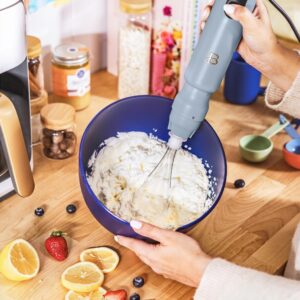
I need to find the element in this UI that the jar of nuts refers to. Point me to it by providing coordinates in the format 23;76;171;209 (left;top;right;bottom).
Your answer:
40;103;76;160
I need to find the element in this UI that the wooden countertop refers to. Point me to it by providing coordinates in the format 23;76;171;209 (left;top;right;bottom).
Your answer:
1;70;300;300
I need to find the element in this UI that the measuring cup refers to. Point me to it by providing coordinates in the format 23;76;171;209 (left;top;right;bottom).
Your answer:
240;119;290;163
281;115;300;169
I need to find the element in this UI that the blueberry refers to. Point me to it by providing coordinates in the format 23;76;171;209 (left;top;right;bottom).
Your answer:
234;179;245;189
34;207;44;217
66;204;77;214
133;276;145;288
130;293;140;300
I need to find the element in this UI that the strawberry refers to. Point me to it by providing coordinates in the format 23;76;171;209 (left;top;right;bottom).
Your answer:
44;231;68;261
104;289;127;300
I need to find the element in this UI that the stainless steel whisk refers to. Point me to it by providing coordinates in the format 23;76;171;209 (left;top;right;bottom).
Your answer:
132;134;184;203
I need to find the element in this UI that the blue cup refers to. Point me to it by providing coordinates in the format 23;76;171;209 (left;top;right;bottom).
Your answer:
224;52;266;105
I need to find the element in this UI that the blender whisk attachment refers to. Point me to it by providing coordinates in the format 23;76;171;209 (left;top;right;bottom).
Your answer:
131;133;184;209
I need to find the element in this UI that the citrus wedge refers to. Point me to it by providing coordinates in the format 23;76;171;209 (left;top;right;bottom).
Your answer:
80;247;119;273
61;262;104;293
0;239;40;281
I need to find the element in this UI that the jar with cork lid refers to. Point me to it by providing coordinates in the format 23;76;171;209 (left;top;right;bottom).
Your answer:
51;43;91;111
40;103;77;160
118;0;152;98
27;35;48;144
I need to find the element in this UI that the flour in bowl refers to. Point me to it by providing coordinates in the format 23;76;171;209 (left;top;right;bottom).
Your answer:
87;132;211;229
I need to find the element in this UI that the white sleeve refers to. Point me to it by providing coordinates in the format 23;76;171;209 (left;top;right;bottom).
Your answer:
194;258;300;300
285;224;300;280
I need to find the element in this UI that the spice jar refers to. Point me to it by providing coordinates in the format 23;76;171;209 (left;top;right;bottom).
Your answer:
51;43;91;111
27;35;48;144
118;0;152;98
40;103;77;160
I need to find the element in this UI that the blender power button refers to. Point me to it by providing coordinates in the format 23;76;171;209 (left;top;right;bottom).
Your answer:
207;53;219;65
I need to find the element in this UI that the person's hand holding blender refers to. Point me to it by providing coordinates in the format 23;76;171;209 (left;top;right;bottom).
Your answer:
201;0;300;92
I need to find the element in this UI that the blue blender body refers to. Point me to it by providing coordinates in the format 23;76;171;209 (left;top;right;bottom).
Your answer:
168;0;256;147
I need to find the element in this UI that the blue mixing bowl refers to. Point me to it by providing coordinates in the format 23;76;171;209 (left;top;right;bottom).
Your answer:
79;95;227;239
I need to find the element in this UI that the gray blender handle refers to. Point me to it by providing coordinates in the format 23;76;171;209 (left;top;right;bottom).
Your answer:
168;0;256;140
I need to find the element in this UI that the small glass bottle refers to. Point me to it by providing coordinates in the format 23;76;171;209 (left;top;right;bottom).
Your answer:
27;35;48;144
40;103;77;160
52;43;91;111
118;0;152;98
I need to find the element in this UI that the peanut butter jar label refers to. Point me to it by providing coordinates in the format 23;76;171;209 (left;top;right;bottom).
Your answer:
52;64;91;97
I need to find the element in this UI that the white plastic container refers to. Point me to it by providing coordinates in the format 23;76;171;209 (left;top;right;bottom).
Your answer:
118;0;152;98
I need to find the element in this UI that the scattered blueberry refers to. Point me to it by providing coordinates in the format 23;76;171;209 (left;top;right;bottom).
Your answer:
34;207;45;217
133;276;145;288
130;293;140;300
66;204;77;214
234;179;245;189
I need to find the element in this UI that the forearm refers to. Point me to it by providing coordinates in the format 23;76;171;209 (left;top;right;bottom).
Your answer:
194;258;300;300
259;44;300;92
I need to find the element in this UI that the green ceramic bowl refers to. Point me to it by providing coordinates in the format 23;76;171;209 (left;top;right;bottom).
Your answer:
239;135;273;163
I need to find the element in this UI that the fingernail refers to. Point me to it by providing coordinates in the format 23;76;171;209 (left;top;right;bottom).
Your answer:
114;236;119;243
202;7;209;20
224;4;235;15
130;220;142;229
209;0;214;5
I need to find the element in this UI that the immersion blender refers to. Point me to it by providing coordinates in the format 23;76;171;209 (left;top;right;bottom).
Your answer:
132;0;257;211
168;0;257;149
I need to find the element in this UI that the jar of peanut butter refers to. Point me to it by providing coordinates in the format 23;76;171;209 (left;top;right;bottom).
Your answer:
52;43;91;111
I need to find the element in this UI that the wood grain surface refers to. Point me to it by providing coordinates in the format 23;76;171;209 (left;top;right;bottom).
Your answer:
0;70;299;300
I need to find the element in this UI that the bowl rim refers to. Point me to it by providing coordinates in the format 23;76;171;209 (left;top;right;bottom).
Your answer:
283;143;300;158
79;95;227;231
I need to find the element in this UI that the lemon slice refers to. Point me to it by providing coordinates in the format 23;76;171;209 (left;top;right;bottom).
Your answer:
65;288;107;300
80;247;119;273
0;239;40;281
65;291;90;300
61;262;104;293
90;287;107;300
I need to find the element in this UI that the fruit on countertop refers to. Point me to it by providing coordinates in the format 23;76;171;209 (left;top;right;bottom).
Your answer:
80;247;120;273
90;287;107;300
45;231;69;261
133;276;145;288
0;239;40;281
129;293;140;300
34;207;45;217
65;290;90;300
66;204;77;214
61;262;104;293
104;289;127;300
65;287;107;300
234;179;246;189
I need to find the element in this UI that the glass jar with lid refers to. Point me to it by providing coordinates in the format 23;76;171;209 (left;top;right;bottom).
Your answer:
52;43;91;111
118;0;152;99
40;103;77;160
27;35;48;144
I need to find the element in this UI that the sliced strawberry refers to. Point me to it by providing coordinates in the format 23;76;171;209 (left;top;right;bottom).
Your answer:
104;289;127;300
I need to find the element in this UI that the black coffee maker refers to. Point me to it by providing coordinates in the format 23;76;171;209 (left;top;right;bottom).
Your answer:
0;0;34;199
